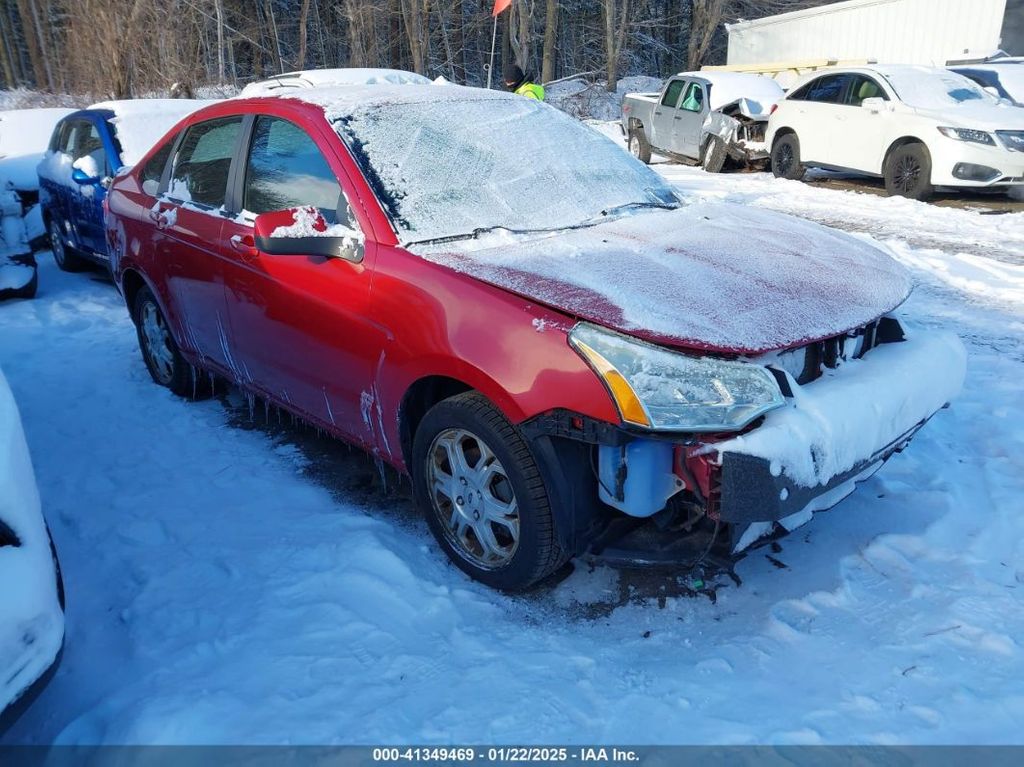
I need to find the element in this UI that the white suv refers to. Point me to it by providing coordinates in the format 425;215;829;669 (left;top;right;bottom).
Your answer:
766;65;1024;200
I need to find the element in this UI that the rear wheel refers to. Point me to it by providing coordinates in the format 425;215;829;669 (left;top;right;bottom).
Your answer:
133;286;206;399
701;136;728;173
412;391;566;591
628;128;652;164
771;133;805;180
49;218;86;272
884;143;934;200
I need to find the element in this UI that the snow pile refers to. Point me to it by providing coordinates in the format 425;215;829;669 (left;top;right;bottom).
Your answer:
0;366;63;711
36;149;73;187
88;99;216;168
308;85;676;245
546;75;664;120
414;203;912;353
71;154;102;181
718;329;967;488
0;108;75;191
269;205;365;250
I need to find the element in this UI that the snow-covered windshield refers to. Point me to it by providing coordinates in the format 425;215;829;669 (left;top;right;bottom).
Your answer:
332;96;680;243
882;69;999;110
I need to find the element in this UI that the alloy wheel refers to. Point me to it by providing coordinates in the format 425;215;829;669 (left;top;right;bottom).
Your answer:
894;155;921;194
426;428;520;569
140;301;175;385
777;144;794;175
49;221;66;267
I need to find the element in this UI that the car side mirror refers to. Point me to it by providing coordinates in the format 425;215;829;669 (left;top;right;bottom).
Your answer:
253;206;365;263
861;97;887;113
71;166;101;185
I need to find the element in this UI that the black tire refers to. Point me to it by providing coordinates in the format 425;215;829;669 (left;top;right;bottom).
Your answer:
628;128;652;164
771;133;805;180
884;143;934;201
701;136;728;173
132;285;207;399
411;391;566;591
48;217;87;272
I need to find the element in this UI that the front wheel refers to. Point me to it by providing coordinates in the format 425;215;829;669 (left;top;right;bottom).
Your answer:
771;133;805;180
412;392;566;591
701;136;728;173
884;143;934;200
133;286;206;399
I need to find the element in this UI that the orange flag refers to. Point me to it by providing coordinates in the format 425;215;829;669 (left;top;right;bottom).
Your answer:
493;0;511;16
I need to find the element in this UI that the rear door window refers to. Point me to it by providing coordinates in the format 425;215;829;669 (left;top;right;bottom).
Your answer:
169;116;243;208
661;80;686;108
242;116;346;224
140;135;177;190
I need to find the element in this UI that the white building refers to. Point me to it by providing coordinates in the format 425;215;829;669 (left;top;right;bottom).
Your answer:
726;0;1010;68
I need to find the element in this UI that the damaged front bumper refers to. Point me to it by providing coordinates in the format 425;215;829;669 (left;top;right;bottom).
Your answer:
535;325;967;559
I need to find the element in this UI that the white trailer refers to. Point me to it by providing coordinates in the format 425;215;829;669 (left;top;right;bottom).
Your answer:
726;0;1009;68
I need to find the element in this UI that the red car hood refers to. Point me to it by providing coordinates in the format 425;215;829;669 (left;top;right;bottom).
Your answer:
410;203;912;354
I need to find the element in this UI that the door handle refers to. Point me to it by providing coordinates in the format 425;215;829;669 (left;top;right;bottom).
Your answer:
654;110;663;115
674;116;682;120
149;207;172;230
230;233;258;257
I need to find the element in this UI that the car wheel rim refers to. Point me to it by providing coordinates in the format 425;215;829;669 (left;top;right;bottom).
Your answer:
50;222;65;266
778;144;793;174
427;428;520;569
895;155;921;193
140;301;175;384
630;136;640;158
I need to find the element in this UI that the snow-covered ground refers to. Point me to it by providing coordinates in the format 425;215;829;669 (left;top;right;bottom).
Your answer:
1;156;1023;745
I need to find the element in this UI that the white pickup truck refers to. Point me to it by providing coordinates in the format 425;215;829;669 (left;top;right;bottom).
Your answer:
621;72;784;172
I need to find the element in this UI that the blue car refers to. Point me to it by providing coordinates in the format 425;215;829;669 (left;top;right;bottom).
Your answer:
38;100;211;272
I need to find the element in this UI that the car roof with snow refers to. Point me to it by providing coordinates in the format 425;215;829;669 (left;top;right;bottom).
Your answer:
247;82;509;113
82;99;216;167
239;68;431;97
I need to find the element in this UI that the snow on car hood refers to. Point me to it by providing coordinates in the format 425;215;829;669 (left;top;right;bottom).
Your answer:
411;203;912;354
915;101;1024;131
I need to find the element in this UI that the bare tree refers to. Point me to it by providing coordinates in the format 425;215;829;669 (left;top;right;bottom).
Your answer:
541;0;558;83
602;0;632;92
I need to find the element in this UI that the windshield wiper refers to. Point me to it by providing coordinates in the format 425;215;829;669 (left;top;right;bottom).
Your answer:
599;200;679;217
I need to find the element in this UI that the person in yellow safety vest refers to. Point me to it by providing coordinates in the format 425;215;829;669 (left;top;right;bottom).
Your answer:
503;63;545;101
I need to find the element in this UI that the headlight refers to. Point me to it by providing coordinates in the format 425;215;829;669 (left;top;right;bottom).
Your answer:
937;127;995;146
568;323;785;432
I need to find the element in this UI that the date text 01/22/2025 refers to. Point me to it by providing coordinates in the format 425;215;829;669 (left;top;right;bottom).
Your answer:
371;747;641;762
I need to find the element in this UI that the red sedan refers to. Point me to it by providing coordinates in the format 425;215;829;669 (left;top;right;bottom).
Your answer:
105;86;966;591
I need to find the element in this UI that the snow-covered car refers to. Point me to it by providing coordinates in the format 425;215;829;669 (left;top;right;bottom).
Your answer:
0;366;64;729
238;68;431;98
38;99;214;273
767;65;1024;200
0;108;75;300
106;84;966;590
622;72;784;171
950;62;1024;106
